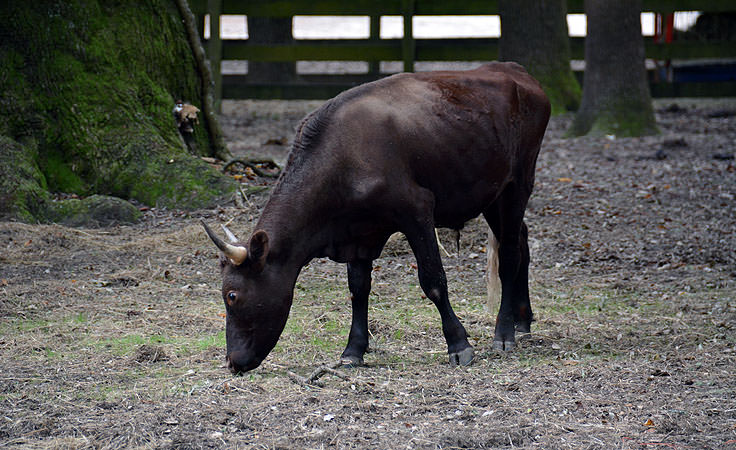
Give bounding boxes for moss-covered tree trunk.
[568,0,658,136]
[0,0,235,224]
[499,0,581,115]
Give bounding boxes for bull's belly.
[434,209,484,230]
[433,199,491,230]
[429,178,506,230]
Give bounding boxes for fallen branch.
[238,186,254,208]
[305,361,349,384]
[223,158,281,178]
[285,369,323,388]
[275,361,368,388]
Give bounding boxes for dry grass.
[1,210,734,449]
[1,101,735,448]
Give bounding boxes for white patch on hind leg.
[485,227,501,314]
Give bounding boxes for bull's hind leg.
[399,189,473,366]
[484,188,533,351]
[513,222,533,335]
[341,259,372,366]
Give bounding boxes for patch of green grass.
[319,319,346,335]
[192,330,226,352]
[1,312,93,337]
[7,318,53,333]
[73,312,88,324]
[91,386,120,403]
[309,335,341,352]
[101,334,145,354]
[535,283,651,318]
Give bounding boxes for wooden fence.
[188,0,736,102]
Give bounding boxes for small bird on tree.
[173,100,200,134]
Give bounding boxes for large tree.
[0,0,235,224]
[499,0,581,114]
[569,0,658,136]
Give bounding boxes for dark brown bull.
[203,62,550,374]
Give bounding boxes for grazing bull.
[203,62,550,374]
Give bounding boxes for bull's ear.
[248,230,269,272]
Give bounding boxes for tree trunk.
[499,0,580,114]
[569,0,658,136]
[247,17,297,83]
[0,0,235,223]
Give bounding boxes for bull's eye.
[226,291,237,305]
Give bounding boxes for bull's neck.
[254,188,327,273]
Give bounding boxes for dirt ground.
[1,97,735,449]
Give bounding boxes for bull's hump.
[337,76,438,120]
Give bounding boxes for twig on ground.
[222,159,281,178]
[239,186,254,208]
[270,361,367,388]
[285,369,323,388]
[305,361,347,384]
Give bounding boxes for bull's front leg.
[400,192,473,366]
[412,236,474,366]
[341,259,372,366]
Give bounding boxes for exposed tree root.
[222,158,281,178]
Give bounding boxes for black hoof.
[449,347,474,366]
[340,355,364,368]
[492,340,516,351]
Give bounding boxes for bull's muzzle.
[226,350,263,375]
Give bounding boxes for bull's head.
[201,221,292,374]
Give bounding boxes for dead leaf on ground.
[264,137,288,146]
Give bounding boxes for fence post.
[207,0,222,112]
[402,0,415,73]
[369,15,381,77]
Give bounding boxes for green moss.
[100,130,233,208]
[42,149,86,193]
[572,102,659,138]
[0,135,52,222]
[567,93,660,137]
[587,110,660,137]
[48,195,142,227]
[533,69,582,116]
[0,1,235,223]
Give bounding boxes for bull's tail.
[485,228,501,313]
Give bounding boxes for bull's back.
[330,62,549,227]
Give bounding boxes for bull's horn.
[221,224,238,243]
[201,220,248,265]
